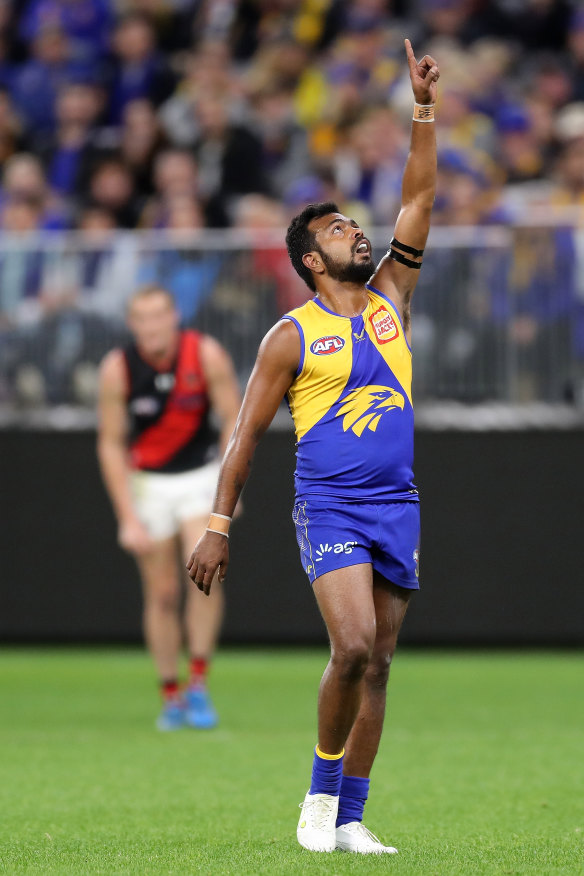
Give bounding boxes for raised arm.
[371,39,439,331]
[186,319,300,594]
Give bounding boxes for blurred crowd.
[1,0,584,408]
[0,0,583,235]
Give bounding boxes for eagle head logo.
[336,385,405,437]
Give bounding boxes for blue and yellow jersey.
[282,284,417,503]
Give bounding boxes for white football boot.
[297,792,339,852]
[335,821,398,854]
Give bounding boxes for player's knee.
[331,639,373,682]
[149,587,180,614]
[366,649,394,688]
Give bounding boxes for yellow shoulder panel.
[284,301,354,441]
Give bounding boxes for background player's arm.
[371,40,439,329]
[187,320,300,594]
[199,335,242,457]
[97,350,153,555]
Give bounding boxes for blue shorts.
[292,499,420,589]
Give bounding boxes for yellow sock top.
[315,745,345,760]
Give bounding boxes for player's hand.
[118,517,154,556]
[405,39,440,105]
[186,531,229,595]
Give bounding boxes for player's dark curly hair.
[285,202,339,292]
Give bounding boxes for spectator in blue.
[0,153,70,229]
[490,226,576,401]
[495,104,546,184]
[106,12,176,126]
[34,81,104,197]
[19,0,113,62]
[11,22,95,133]
[138,194,222,324]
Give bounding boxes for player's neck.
[137,333,180,371]
[315,282,369,318]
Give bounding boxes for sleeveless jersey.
[124,329,218,473]
[282,284,417,503]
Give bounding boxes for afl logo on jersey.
[310,336,345,355]
[369,306,399,344]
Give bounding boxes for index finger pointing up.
[404,38,417,71]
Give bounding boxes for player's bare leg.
[313,564,377,754]
[136,536,182,681]
[298,565,408,853]
[136,536,184,729]
[331,574,411,853]
[180,516,224,728]
[343,574,411,777]
[298,564,376,851]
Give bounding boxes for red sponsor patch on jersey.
[310,335,345,355]
[369,306,399,344]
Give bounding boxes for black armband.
[388,248,422,270]
[390,237,424,258]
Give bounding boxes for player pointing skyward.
[188,40,439,854]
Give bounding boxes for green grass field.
[1,649,582,875]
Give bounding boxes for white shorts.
[130,460,220,541]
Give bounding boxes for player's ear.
[302,252,324,276]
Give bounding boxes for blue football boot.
[156,698,185,731]
[184,685,218,729]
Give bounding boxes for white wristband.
[207,512,231,537]
[413,103,435,122]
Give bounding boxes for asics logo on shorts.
[413,548,420,578]
[336,385,405,437]
[315,541,358,561]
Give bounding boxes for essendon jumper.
[124,330,218,473]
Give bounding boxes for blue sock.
[336,775,370,826]
[309,745,344,796]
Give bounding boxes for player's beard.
[318,248,376,285]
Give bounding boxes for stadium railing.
[0,223,583,429]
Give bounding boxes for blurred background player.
[97,283,241,730]
[187,41,439,853]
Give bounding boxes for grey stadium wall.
[0,427,583,646]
